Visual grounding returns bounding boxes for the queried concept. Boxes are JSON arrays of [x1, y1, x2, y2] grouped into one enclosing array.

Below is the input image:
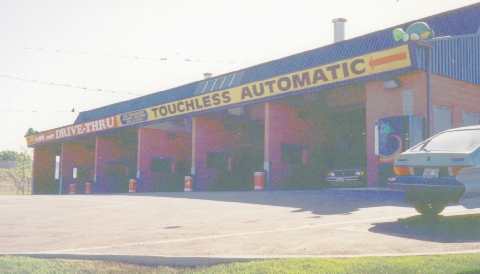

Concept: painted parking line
[[37, 212, 418, 254], [44, 197, 138, 204], [336, 226, 372, 233], [15, 207, 479, 255], [79, 204, 138, 210]]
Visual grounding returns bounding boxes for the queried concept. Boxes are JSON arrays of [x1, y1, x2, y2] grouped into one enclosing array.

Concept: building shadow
[[125, 189, 408, 216], [369, 213, 480, 243]]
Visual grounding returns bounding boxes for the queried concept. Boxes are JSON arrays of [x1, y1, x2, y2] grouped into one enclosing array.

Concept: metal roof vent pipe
[[204, 73, 212, 79], [332, 18, 347, 43]]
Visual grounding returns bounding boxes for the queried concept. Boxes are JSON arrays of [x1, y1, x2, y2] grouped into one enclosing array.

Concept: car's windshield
[[417, 129, 480, 151]]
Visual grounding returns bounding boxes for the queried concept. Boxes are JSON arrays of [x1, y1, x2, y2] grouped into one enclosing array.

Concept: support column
[[191, 117, 197, 176], [94, 136, 117, 193], [264, 103, 271, 190], [59, 143, 66, 194], [94, 136, 101, 193]]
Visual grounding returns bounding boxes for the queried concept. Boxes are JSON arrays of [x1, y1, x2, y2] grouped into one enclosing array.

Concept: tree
[[0, 148, 32, 194], [0, 150, 22, 161]]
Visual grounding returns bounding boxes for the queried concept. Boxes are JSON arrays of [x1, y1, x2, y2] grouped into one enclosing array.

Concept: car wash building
[[26, 4, 480, 194]]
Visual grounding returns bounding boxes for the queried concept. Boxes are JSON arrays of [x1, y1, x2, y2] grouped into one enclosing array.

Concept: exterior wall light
[[383, 78, 401, 89]]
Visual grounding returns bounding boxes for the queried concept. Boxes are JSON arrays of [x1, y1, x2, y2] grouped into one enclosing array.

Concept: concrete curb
[[3, 250, 480, 267], [1, 254, 258, 267]]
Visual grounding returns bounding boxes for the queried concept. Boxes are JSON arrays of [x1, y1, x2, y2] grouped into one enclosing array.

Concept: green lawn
[[1, 254, 480, 273]]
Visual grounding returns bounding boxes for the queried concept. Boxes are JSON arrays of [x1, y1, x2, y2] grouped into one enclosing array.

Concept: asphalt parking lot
[[1, 189, 480, 266]]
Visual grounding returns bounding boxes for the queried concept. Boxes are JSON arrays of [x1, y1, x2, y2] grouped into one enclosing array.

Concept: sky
[[0, 0, 479, 153]]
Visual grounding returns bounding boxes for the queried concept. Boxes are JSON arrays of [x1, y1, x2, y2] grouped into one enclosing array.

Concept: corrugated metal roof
[[75, 82, 197, 124], [416, 33, 480, 84], [75, 3, 480, 124]]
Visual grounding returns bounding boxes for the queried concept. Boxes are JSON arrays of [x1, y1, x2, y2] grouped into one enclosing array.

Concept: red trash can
[[129, 179, 137, 193], [69, 183, 77, 194], [184, 175, 193, 192], [85, 182, 92, 194], [254, 171, 265, 190]]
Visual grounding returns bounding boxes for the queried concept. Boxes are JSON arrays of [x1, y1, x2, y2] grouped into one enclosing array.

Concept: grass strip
[[1, 254, 480, 273]]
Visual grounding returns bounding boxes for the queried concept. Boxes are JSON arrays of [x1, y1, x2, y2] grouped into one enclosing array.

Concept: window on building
[[403, 89, 414, 116], [151, 158, 173, 174], [463, 111, 480, 126], [206, 153, 229, 171], [433, 105, 452, 135], [281, 145, 305, 164]]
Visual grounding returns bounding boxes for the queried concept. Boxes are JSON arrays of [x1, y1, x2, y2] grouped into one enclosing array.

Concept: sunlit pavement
[[1, 189, 480, 265]]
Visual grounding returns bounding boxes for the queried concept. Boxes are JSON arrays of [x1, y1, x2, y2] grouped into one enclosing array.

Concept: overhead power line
[[0, 74, 143, 97], [0, 109, 75, 113], [15, 46, 252, 64]]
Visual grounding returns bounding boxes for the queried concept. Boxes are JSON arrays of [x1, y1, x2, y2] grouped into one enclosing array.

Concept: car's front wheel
[[413, 200, 446, 216]]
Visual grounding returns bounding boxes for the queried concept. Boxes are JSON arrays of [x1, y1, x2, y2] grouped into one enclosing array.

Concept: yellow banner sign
[[26, 116, 119, 146], [27, 45, 411, 146], [143, 44, 411, 121]]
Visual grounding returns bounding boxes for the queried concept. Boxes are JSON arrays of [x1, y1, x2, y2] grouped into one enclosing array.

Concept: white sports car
[[389, 125, 480, 216]]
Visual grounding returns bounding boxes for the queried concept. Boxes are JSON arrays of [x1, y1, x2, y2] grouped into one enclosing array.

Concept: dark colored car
[[325, 168, 366, 187]]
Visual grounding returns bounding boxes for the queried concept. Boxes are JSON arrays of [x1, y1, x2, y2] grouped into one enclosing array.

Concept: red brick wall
[[60, 142, 95, 193], [365, 72, 427, 185], [431, 74, 480, 128], [366, 71, 480, 185], [137, 127, 191, 191], [32, 146, 58, 194], [265, 102, 314, 189], [95, 135, 137, 193], [192, 117, 247, 190]]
